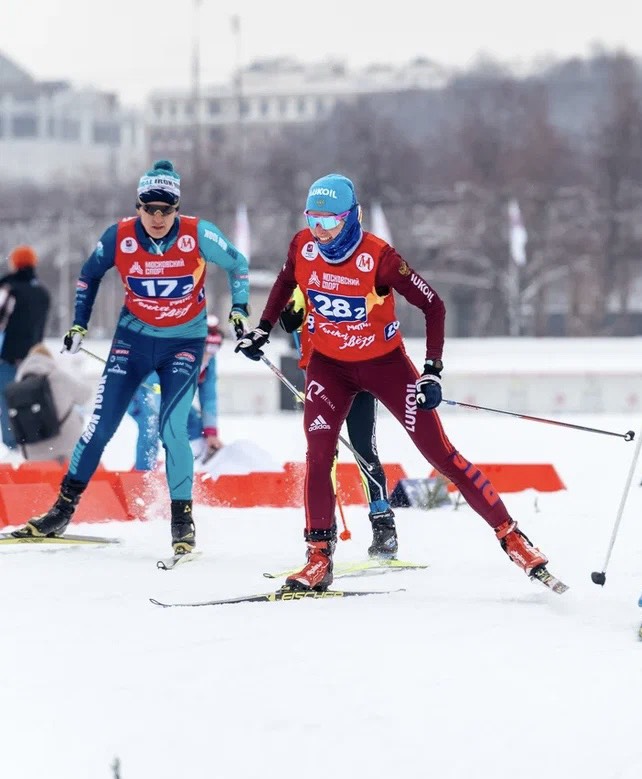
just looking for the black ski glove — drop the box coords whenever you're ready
[278,300,305,334]
[416,359,443,410]
[234,319,272,361]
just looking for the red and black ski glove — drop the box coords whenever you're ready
[416,359,443,410]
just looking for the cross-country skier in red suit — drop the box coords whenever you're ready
[236,173,550,591]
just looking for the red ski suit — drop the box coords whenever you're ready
[261,229,512,534]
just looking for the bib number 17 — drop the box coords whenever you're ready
[127,275,195,299]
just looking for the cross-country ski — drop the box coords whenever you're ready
[150,587,405,607]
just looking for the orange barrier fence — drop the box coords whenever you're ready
[0,460,411,526]
[0,482,59,526]
[429,463,565,495]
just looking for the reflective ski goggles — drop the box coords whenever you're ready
[138,201,178,216]
[304,209,350,230]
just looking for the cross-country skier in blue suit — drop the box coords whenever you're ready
[13,159,250,555]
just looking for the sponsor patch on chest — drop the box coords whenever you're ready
[301,241,319,261]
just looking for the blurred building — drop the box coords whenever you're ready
[0,51,145,185]
[147,57,450,157]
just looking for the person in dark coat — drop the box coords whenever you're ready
[0,245,51,451]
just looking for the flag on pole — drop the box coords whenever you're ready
[234,203,251,264]
[370,201,393,245]
[508,198,527,266]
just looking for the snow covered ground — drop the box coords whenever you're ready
[1,408,642,779]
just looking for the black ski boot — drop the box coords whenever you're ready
[13,478,86,538]
[171,499,196,555]
[368,507,398,559]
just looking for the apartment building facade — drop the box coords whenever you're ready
[0,52,145,185]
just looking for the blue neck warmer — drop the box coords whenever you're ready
[316,207,363,265]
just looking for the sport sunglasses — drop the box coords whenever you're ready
[304,209,350,230]
[139,202,178,216]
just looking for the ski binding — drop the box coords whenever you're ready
[157,550,202,570]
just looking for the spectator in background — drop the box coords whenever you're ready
[0,245,51,451]
[13,343,93,463]
[189,314,225,463]
[127,314,224,470]
[126,376,161,471]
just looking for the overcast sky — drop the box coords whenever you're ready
[1,0,639,107]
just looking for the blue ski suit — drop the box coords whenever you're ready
[67,215,248,499]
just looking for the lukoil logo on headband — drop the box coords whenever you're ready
[309,187,337,198]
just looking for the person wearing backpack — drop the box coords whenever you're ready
[9,343,92,463]
[0,246,51,451]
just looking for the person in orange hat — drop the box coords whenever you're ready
[0,245,51,450]
[8,245,38,270]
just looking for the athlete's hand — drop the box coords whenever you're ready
[201,433,223,464]
[62,325,88,354]
[228,304,250,339]
[416,360,443,410]
[235,320,272,361]
[278,300,305,333]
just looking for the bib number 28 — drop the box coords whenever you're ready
[308,291,366,323]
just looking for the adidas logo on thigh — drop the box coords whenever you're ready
[308,414,331,431]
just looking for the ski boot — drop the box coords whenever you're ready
[495,519,548,576]
[368,505,398,559]
[285,527,336,591]
[12,478,86,538]
[171,499,196,555]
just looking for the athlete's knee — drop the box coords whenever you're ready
[438,451,501,507]
[83,415,117,446]
[306,443,336,471]
[431,449,465,477]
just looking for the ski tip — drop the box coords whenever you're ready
[262,572,276,579]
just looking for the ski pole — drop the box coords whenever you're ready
[336,493,352,541]
[79,347,160,394]
[591,421,642,586]
[442,398,635,441]
[259,353,376,474]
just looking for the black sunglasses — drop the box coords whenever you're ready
[138,202,178,216]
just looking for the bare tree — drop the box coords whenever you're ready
[591,52,642,334]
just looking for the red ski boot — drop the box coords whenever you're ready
[495,520,548,576]
[285,530,335,591]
